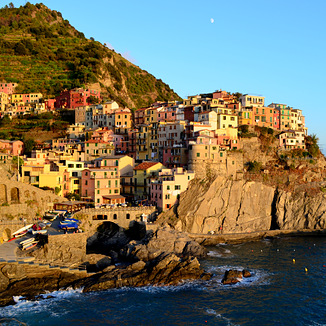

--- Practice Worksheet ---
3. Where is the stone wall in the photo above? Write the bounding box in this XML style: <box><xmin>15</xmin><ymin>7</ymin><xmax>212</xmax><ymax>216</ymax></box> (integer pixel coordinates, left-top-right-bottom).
<box><xmin>34</xmin><ymin>233</ymin><xmax>87</xmax><ymax>265</ymax></box>
<box><xmin>0</xmin><ymin>166</ymin><xmax>62</xmax><ymax>221</ymax></box>
<box><xmin>75</xmin><ymin>206</ymin><xmax>157</xmax><ymax>234</ymax></box>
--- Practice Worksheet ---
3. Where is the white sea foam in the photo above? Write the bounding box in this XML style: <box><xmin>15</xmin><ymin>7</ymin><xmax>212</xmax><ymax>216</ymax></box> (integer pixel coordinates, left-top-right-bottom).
<box><xmin>0</xmin><ymin>288</ymin><xmax>84</xmax><ymax>319</ymax></box>
<box><xmin>208</xmin><ymin>248</ymin><xmax>234</xmax><ymax>258</ymax></box>
<box><xmin>205</xmin><ymin>308</ymin><xmax>240</xmax><ymax>326</ymax></box>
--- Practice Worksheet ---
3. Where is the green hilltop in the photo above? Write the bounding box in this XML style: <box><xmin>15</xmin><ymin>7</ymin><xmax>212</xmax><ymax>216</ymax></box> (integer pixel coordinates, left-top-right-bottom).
<box><xmin>0</xmin><ymin>2</ymin><xmax>181</xmax><ymax>108</ymax></box>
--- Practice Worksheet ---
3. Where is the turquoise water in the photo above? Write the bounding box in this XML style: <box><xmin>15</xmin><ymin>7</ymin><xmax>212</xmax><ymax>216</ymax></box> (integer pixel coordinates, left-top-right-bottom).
<box><xmin>0</xmin><ymin>236</ymin><xmax>326</xmax><ymax>325</ymax></box>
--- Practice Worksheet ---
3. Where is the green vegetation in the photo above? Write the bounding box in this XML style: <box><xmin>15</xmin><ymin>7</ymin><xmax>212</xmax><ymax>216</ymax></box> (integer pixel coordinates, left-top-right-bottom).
<box><xmin>0</xmin><ymin>113</ymin><xmax>69</xmax><ymax>145</ymax></box>
<box><xmin>305</xmin><ymin>134</ymin><xmax>320</xmax><ymax>158</ymax></box>
<box><xmin>0</xmin><ymin>3</ymin><xmax>181</xmax><ymax>108</ymax></box>
<box><xmin>246</xmin><ymin>160</ymin><xmax>262</xmax><ymax>173</ymax></box>
<box><xmin>238</xmin><ymin>125</ymin><xmax>257</xmax><ymax>138</ymax></box>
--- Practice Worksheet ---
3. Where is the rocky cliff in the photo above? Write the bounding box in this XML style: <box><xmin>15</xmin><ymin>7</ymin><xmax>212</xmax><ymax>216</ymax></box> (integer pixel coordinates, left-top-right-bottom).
<box><xmin>158</xmin><ymin>176</ymin><xmax>326</xmax><ymax>234</ymax></box>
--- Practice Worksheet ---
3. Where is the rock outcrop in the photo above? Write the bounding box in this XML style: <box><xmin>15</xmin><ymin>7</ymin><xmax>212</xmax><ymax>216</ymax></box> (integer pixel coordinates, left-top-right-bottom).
<box><xmin>0</xmin><ymin>223</ymin><xmax>210</xmax><ymax>307</ymax></box>
<box><xmin>158</xmin><ymin>176</ymin><xmax>326</xmax><ymax>234</ymax></box>
<box><xmin>221</xmin><ymin>269</ymin><xmax>251</xmax><ymax>285</ymax></box>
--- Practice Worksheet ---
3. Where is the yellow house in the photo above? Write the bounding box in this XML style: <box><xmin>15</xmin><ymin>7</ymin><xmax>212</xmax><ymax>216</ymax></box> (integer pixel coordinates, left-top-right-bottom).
<box><xmin>133</xmin><ymin>161</ymin><xmax>164</xmax><ymax>200</ymax></box>
<box><xmin>216</xmin><ymin>112</ymin><xmax>238</xmax><ymax>129</ymax></box>
<box><xmin>94</xmin><ymin>155</ymin><xmax>134</xmax><ymax>176</ymax></box>
<box><xmin>38</xmin><ymin>164</ymin><xmax>68</xmax><ymax>196</ymax></box>
<box><xmin>136</xmin><ymin>124</ymin><xmax>151</xmax><ymax>161</ymax></box>
<box><xmin>238</xmin><ymin>108</ymin><xmax>253</xmax><ymax>126</ymax></box>
<box><xmin>240</xmin><ymin>94</ymin><xmax>265</xmax><ymax>107</ymax></box>
<box><xmin>279</xmin><ymin>107</ymin><xmax>291</xmax><ymax>131</ymax></box>
<box><xmin>114</xmin><ymin>109</ymin><xmax>132</xmax><ymax>132</ymax></box>
<box><xmin>0</xmin><ymin>92</ymin><xmax>9</xmax><ymax>111</ymax></box>
<box><xmin>84</xmin><ymin>140</ymin><xmax>115</xmax><ymax>161</ymax></box>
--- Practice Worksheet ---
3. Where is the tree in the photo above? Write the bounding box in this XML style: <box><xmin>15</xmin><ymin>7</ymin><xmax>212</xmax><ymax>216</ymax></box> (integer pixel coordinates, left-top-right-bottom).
<box><xmin>23</xmin><ymin>139</ymin><xmax>35</xmax><ymax>154</ymax></box>
<box><xmin>305</xmin><ymin>134</ymin><xmax>320</xmax><ymax>157</ymax></box>
<box><xmin>9</xmin><ymin>2</ymin><xmax>15</xmax><ymax>8</ymax></box>
<box><xmin>65</xmin><ymin>192</ymin><xmax>81</xmax><ymax>201</ymax></box>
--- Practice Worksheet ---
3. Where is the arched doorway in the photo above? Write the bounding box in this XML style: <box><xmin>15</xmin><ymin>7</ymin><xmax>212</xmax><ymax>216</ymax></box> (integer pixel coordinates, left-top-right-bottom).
<box><xmin>0</xmin><ymin>184</ymin><xmax>7</xmax><ymax>204</ymax></box>
<box><xmin>10</xmin><ymin>187</ymin><xmax>19</xmax><ymax>204</ymax></box>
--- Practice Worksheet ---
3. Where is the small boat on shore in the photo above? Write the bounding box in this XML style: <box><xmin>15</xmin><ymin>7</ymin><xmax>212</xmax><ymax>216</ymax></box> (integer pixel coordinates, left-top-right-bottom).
<box><xmin>12</xmin><ymin>224</ymin><xmax>33</xmax><ymax>237</ymax></box>
<box><xmin>20</xmin><ymin>237</ymin><xmax>35</xmax><ymax>246</ymax></box>
<box><xmin>23</xmin><ymin>241</ymin><xmax>38</xmax><ymax>251</ymax></box>
<box><xmin>32</xmin><ymin>229</ymin><xmax>47</xmax><ymax>235</ymax></box>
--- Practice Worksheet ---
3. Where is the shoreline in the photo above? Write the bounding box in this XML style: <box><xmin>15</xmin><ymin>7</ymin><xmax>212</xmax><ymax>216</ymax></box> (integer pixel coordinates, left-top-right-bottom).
<box><xmin>188</xmin><ymin>228</ymin><xmax>326</xmax><ymax>246</ymax></box>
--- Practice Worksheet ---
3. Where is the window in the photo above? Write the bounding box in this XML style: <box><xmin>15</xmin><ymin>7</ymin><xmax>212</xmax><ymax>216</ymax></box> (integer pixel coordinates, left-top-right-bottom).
<box><xmin>175</xmin><ymin>185</ymin><xmax>181</xmax><ymax>190</ymax></box>
<box><xmin>165</xmin><ymin>194</ymin><xmax>170</xmax><ymax>199</ymax></box>
<box><xmin>126</xmin><ymin>213</ymin><xmax>130</xmax><ymax>219</ymax></box>
<box><xmin>196</xmin><ymin>153</ymin><xmax>200</xmax><ymax>157</ymax></box>
<box><xmin>113</xmin><ymin>214</ymin><xmax>117</xmax><ymax>220</ymax></box>
<box><xmin>167</xmin><ymin>185</ymin><xmax>170</xmax><ymax>190</ymax></box>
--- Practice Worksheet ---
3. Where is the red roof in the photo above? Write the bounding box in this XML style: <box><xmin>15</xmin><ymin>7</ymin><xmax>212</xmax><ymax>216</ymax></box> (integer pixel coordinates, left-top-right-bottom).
<box><xmin>134</xmin><ymin>162</ymin><xmax>160</xmax><ymax>170</ymax></box>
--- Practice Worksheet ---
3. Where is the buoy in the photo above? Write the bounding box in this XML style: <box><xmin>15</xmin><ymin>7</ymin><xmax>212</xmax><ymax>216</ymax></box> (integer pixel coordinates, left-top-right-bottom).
<box><xmin>277</xmin><ymin>249</ymin><xmax>279</xmax><ymax>252</ymax></box>
<box><xmin>305</xmin><ymin>268</ymin><xmax>308</xmax><ymax>273</ymax></box>
<box><xmin>323</xmin><ymin>265</ymin><xmax>326</xmax><ymax>268</ymax></box>
<box><xmin>251</xmin><ymin>250</ymin><xmax>253</xmax><ymax>252</ymax></box>
<box><xmin>294</xmin><ymin>249</ymin><xmax>296</xmax><ymax>252</ymax></box>
<box><xmin>293</xmin><ymin>259</ymin><xmax>295</xmax><ymax>264</ymax></box>
<box><xmin>261</xmin><ymin>250</ymin><xmax>263</xmax><ymax>252</ymax></box>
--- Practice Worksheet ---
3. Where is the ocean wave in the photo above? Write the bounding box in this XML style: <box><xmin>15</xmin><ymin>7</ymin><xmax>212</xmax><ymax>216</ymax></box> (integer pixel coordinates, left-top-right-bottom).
<box><xmin>205</xmin><ymin>308</ymin><xmax>240</xmax><ymax>326</ymax></box>
<box><xmin>207</xmin><ymin>248</ymin><xmax>235</xmax><ymax>258</ymax></box>
<box><xmin>203</xmin><ymin>265</ymin><xmax>271</xmax><ymax>290</ymax></box>
<box><xmin>0</xmin><ymin>288</ymin><xmax>84</xmax><ymax>319</ymax></box>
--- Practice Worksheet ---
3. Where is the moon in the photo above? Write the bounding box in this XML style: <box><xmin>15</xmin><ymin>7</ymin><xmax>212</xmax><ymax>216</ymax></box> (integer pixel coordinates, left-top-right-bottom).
<box><xmin>210</xmin><ymin>18</ymin><xmax>214</xmax><ymax>23</ymax></box>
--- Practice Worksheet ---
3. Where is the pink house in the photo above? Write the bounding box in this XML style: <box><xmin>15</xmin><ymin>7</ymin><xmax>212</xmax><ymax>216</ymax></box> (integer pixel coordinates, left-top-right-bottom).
<box><xmin>0</xmin><ymin>82</ymin><xmax>17</xmax><ymax>94</ymax></box>
<box><xmin>157</xmin><ymin>107</ymin><xmax>177</xmax><ymax>122</ymax></box>
<box><xmin>81</xmin><ymin>167</ymin><xmax>124</xmax><ymax>206</ymax></box>
<box><xmin>0</xmin><ymin>139</ymin><xmax>23</xmax><ymax>155</ymax></box>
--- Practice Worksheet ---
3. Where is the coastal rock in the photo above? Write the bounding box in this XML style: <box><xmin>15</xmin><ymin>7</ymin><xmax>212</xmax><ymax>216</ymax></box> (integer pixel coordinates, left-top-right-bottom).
<box><xmin>120</xmin><ymin>225</ymin><xmax>207</xmax><ymax>262</ymax></box>
<box><xmin>221</xmin><ymin>269</ymin><xmax>251</xmax><ymax>285</ymax></box>
<box><xmin>77</xmin><ymin>252</ymin><xmax>210</xmax><ymax>293</ymax></box>
<box><xmin>158</xmin><ymin>176</ymin><xmax>326</xmax><ymax>234</ymax></box>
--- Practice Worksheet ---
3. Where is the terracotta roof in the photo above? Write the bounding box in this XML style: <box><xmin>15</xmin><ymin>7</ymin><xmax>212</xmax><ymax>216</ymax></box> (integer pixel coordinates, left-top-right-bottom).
<box><xmin>134</xmin><ymin>161</ymin><xmax>160</xmax><ymax>170</ymax></box>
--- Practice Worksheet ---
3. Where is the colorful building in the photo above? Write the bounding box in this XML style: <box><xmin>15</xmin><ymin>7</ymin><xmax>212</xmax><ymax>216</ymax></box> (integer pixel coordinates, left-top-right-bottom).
<box><xmin>150</xmin><ymin>167</ymin><xmax>195</xmax><ymax>211</ymax></box>
<box><xmin>133</xmin><ymin>161</ymin><xmax>164</xmax><ymax>200</ymax></box>
<box><xmin>81</xmin><ymin>167</ymin><xmax>122</xmax><ymax>206</ymax></box>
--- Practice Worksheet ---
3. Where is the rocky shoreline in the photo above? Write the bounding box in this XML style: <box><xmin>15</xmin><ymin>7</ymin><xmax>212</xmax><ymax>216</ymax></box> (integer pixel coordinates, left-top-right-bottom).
<box><xmin>0</xmin><ymin>223</ymin><xmax>210</xmax><ymax>307</ymax></box>
<box><xmin>189</xmin><ymin>228</ymin><xmax>326</xmax><ymax>246</ymax></box>
<box><xmin>1</xmin><ymin>223</ymin><xmax>325</xmax><ymax>307</ymax></box>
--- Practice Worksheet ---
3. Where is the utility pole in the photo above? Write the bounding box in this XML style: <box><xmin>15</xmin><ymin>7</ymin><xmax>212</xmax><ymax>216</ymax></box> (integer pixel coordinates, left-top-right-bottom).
<box><xmin>17</xmin><ymin>153</ymin><xmax>20</xmax><ymax>182</ymax></box>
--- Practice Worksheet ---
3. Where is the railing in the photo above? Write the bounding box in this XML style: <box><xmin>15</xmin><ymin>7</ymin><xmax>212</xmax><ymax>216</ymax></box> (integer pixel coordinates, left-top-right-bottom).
<box><xmin>0</xmin><ymin>220</ymin><xmax>24</xmax><ymax>226</ymax></box>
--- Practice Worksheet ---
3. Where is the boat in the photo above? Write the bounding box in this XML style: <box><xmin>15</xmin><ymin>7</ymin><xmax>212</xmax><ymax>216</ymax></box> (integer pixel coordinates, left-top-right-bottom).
<box><xmin>20</xmin><ymin>237</ymin><xmax>35</xmax><ymax>246</ymax></box>
<box><xmin>32</xmin><ymin>229</ymin><xmax>47</xmax><ymax>235</ymax></box>
<box><xmin>59</xmin><ymin>221</ymin><xmax>78</xmax><ymax>229</ymax></box>
<box><xmin>14</xmin><ymin>230</ymin><xmax>28</xmax><ymax>238</ymax></box>
<box><xmin>64</xmin><ymin>218</ymin><xmax>80</xmax><ymax>224</ymax></box>
<box><xmin>23</xmin><ymin>241</ymin><xmax>38</xmax><ymax>251</ymax></box>
<box><xmin>12</xmin><ymin>224</ymin><xmax>33</xmax><ymax>237</ymax></box>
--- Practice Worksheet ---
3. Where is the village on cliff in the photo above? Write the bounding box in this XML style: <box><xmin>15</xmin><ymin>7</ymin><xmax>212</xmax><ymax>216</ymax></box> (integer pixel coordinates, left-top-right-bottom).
<box><xmin>0</xmin><ymin>83</ymin><xmax>309</xmax><ymax>213</ymax></box>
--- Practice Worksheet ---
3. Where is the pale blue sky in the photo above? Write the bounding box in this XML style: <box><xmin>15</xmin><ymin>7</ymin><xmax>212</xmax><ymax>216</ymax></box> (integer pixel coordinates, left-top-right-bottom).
<box><xmin>10</xmin><ymin>0</ymin><xmax>326</xmax><ymax>151</ymax></box>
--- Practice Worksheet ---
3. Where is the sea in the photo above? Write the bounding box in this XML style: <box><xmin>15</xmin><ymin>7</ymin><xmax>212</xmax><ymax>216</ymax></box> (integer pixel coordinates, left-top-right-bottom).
<box><xmin>0</xmin><ymin>236</ymin><xmax>325</xmax><ymax>326</ymax></box>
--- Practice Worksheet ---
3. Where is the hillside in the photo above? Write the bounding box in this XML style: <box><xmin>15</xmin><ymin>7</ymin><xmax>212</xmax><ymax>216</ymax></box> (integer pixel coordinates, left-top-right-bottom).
<box><xmin>0</xmin><ymin>3</ymin><xmax>181</xmax><ymax>108</ymax></box>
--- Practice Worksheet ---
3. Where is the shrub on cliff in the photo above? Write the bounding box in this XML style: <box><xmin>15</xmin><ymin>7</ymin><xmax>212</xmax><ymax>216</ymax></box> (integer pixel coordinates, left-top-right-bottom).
<box><xmin>305</xmin><ymin>134</ymin><xmax>320</xmax><ymax>158</ymax></box>
<box><xmin>246</xmin><ymin>160</ymin><xmax>262</xmax><ymax>173</ymax></box>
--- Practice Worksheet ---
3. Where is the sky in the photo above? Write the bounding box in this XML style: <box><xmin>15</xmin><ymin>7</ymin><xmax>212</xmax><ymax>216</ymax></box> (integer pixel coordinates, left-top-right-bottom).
<box><xmin>8</xmin><ymin>0</ymin><xmax>326</xmax><ymax>151</ymax></box>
